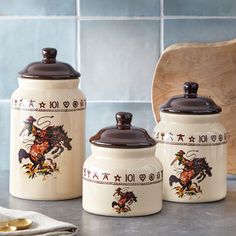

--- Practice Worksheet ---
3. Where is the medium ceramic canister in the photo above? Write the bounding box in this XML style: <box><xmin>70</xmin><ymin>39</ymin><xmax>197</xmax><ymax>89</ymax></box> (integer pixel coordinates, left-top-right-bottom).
<box><xmin>83</xmin><ymin>112</ymin><xmax>163</xmax><ymax>217</ymax></box>
<box><xmin>10</xmin><ymin>48</ymin><xmax>86</xmax><ymax>200</ymax></box>
<box><xmin>154</xmin><ymin>82</ymin><xmax>227</xmax><ymax>203</ymax></box>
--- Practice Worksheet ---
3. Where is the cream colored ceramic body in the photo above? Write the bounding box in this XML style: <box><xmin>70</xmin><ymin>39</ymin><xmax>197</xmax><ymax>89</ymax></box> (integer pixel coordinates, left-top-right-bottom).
<box><xmin>83</xmin><ymin>145</ymin><xmax>163</xmax><ymax>216</ymax></box>
<box><xmin>10</xmin><ymin>78</ymin><xmax>86</xmax><ymax>200</ymax></box>
<box><xmin>154</xmin><ymin>112</ymin><xmax>227</xmax><ymax>203</ymax></box>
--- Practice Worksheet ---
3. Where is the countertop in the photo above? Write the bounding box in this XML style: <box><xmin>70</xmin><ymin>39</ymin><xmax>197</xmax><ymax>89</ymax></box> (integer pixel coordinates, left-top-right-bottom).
<box><xmin>0</xmin><ymin>171</ymin><xmax>235</xmax><ymax>236</ymax></box>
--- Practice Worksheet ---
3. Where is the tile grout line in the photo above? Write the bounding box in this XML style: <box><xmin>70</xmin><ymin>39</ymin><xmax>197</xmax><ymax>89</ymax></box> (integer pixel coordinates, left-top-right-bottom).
<box><xmin>77</xmin><ymin>0</ymin><xmax>81</xmax><ymax>71</ymax></box>
<box><xmin>79</xmin><ymin>16</ymin><xmax>161</xmax><ymax>20</ymax></box>
<box><xmin>79</xmin><ymin>15</ymin><xmax>236</xmax><ymax>20</ymax></box>
<box><xmin>163</xmin><ymin>15</ymin><xmax>236</xmax><ymax>19</ymax></box>
<box><xmin>0</xmin><ymin>16</ymin><xmax>76</xmax><ymax>20</ymax></box>
<box><xmin>1</xmin><ymin>15</ymin><xmax>236</xmax><ymax>20</ymax></box>
<box><xmin>76</xmin><ymin>0</ymin><xmax>82</xmax><ymax>90</ymax></box>
<box><xmin>75</xmin><ymin>0</ymin><xmax>78</xmax><ymax>70</ymax></box>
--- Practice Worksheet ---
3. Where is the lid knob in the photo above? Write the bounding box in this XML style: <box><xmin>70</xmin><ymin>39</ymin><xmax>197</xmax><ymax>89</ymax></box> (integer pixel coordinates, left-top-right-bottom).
<box><xmin>184</xmin><ymin>82</ymin><xmax>198</xmax><ymax>98</ymax></box>
<box><xmin>42</xmin><ymin>48</ymin><xmax>57</xmax><ymax>64</ymax></box>
<box><xmin>116</xmin><ymin>112</ymin><xmax>132</xmax><ymax>130</ymax></box>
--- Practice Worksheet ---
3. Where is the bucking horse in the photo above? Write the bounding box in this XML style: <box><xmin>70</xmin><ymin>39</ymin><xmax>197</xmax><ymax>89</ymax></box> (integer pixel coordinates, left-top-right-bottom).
<box><xmin>18</xmin><ymin>116</ymin><xmax>72</xmax><ymax>172</ymax></box>
<box><xmin>112</xmin><ymin>187</ymin><xmax>137</xmax><ymax>213</ymax></box>
<box><xmin>169</xmin><ymin>150</ymin><xmax>212</xmax><ymax>195</ymax></box>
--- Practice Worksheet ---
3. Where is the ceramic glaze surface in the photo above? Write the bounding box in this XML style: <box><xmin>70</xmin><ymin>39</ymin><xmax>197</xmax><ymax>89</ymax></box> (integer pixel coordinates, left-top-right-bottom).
<box><xmin>10</xmin><ymin>78</ymin><xmax>86</xmax><ymax>200</ymax></box>
<box><xmin>154</xmin><ymin>112</ymin><xmax>227</xmax><ymax>202</ymax></box>
<box><xmin>83</xmin><ymin>145</ymin><xmax>163</xmax><ymax>216</ymax></box>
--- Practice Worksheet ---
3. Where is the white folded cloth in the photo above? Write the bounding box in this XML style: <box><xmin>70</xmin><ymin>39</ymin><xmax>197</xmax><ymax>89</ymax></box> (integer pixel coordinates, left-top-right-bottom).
<box><xmin>0</xmin><ymin>206</ymin><xmax>78</xmax><ymax>236</ymax></box>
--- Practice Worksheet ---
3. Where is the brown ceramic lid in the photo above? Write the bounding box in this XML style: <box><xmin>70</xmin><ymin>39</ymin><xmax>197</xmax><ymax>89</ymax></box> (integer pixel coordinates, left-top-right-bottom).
<box><xmin>90</xmin><ymin>112</ymin><xmax>157</xmax><ymax>149</ymax></box>
<box><xmin>160</xmin><ymin>82</ymin><xmax>222</xmax><ymax>114</ymax></box>
<box><xmin>19</xmin><ymin>48</ymin><xmax>80</xmax><ymax>80</ymax></box>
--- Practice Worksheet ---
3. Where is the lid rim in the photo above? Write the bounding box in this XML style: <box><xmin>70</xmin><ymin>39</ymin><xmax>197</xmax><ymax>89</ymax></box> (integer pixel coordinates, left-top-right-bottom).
<box><xmin>89</xmin><ymin>112</ymin><xmax>157</xmax><ymax>149</ymax></box>
<box><xmin>20</xmin><ymin>75</ymin><xmax>79</xmax><ymax>80</ymax></box>
<box><xmin>90</xmin><ymin>142</ymin><xmax>157</xmax><ymax>149</ymax></box>
<box><xmin>160</xmin><ymin>82</ymin><xmax>222</xmax><ymax>115</ymax></box>
<box><xmin>160</xmin><ymin>108</ymin><xmax>222</xmax><ymax>114</ymax></box>
<box><xmin>19</xmin><ymin>48</ymin><xmax>81</xmax><ymax>80</ymax></box>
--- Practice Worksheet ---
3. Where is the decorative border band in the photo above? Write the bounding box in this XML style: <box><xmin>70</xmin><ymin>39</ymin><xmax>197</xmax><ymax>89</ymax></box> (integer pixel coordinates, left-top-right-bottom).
<box><xmin>157</xmin><ymin>140</ymin><xmax>227</xmax><ymax>147</ymax></box>
<box><xmin>83</xmin><ymin>177</ymin><xmax>163</xmax><ymax>186</ymax></box>
<box><xmin>11</xmin><ymin>106</ymin><xmax>86</xmax><ymax>112</ymax></box>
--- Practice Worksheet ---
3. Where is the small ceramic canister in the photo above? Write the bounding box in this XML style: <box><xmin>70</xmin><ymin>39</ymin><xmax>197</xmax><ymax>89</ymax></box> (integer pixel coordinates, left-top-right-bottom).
<box><xmin>10</xmin><ymin>48</ymin><xmax>86</xmax><ymax>200</ymax></box>
<box><xmin>83</xmin><ymin>112</ymin><xmax>163</xmax><ymax>216</ymax></box>
<box><xmin>154</xmin><ymin>82</ymin><xmax>227</xmax><ymax>203</ymax></box>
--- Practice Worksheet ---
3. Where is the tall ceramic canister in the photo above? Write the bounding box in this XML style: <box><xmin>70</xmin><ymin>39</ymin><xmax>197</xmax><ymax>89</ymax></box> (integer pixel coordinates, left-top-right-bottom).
<box><xmin>154</xmin><ymin>82</ymin><xmax>227</xmax><ymax>203</ymax></box>
<box><xmin>10</xmin><ymin>48</ymin><xmax>86</xmax><ymax>200</ymax></box>
<box><xmin>83</xmin><ymin>112</ymin><xmax>163</xmax><ymax>217</ymax></box>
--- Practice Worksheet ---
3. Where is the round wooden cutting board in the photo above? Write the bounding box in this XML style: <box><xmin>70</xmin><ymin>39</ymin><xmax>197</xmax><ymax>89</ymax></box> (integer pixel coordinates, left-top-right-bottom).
<box><xmin>152</xmin><ymin>39</ymin><xmax>236</xmax><ymax>174</ymax></box>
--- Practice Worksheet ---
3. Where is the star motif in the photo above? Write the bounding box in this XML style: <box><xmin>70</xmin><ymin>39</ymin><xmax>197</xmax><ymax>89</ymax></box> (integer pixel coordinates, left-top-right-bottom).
<box><xmin>189</xmin><ymin>136</ymin><xmax>195</xmax><ymax>143</ymax></box>
<box><xmin>114</xmin><ymin>174</ymin><xmax>121</xmax><ymax>182</ymax></box>
<box><xmin>39</xmin><ymin>101</ymin><xmax>46</xmax><ymax>108</ymax></box>
<box><xmin>177</xmin><ymin>134</ymin><xmax>185</xmax><ymax>142</ymax></box>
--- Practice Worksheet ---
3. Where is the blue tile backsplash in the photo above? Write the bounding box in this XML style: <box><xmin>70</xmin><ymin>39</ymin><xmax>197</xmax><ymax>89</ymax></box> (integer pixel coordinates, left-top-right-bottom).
<box><xmin>164</xmin><ymin>0</ymin><xmax>236</xmax><ymax>16</ymax></box>
<box><xmin>164</xmin><ymin>19</ymin><xmax>236</xmax><ymax>47</ymax></box>
<box><xmin>80</xmin><ymin>20</ymin><xmax>160</xmax><ymax>101</ymax></box>
<box><xmin>80</xmin><ymin>0</ymin><xmax>160</xmax><ymax>16</ymax></box>
<box><xmin>1</xmin><ymin>0</ymin><xmax>236</xmax><ymax>169</ymax></box>
<box><xmin>0</xmin><ymin>0</ymin><xmax>76</xmax><ymax>16</ymax></box>
<box><xmin>0</xmin><ymin>19</ymin><xmax>76</xmax><ymax>99</ymax></box>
